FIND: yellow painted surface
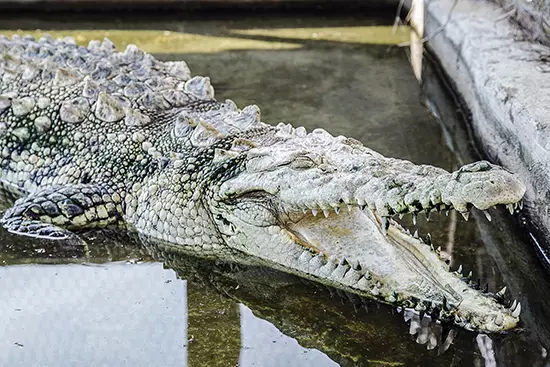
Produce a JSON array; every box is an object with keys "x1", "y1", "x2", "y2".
[
  {"x1": 0, "y1": 29, "x2": 301, "y2": 53},
  {"x1": 232, "y1": 26, "x2": 410, "y2": 45},
  {"x1": 1, "y1": 26, "x2": 410, "y2": 55}
]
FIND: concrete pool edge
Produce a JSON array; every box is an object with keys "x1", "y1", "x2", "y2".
[{"x1": 418, "y1": 0, "x2": 550, "y2": 259}]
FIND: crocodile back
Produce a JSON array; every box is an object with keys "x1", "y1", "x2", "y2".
[{"x1": 0, "y1": 35, "x2": 233, "y2": 194}]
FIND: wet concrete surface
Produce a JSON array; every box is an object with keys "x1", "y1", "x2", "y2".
[
  {"x1": 0, "y1": 10, "x2": 549, "y2": 367},
  {"x1": 422, "y1": 0, "x2": 550, "y2": 274}
]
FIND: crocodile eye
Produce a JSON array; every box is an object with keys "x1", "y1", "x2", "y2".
[{"x1": 290, "y1": 156, "x2": 316, "y2": 170}]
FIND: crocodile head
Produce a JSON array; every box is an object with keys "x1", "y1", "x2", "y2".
[{"x1": 207, "y1": 123, "x2": 526, "y2": 332}]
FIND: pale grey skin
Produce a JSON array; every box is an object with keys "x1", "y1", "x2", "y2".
[{"x1": 0, "y1": 35, "x2": 526, "y2": 332}]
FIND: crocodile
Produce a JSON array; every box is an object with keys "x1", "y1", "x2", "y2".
[{"x1": 0, "y1": 34, "x2": 526, "y2": 332}]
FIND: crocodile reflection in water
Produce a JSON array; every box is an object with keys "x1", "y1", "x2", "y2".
[
  {"x1": 5, "y1": 214, "x2": 550, "y2": 367},
  {"x1": 0, "y1": 227, "x2": 465, "y2": 366}
]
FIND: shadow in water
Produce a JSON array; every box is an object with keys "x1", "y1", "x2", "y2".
[
  {"x1": 1, "y1": 225, "x2": 547, "y2": 366},
  {"x1": 0, "y1": 229, "x2": 472, "y2": 366}
]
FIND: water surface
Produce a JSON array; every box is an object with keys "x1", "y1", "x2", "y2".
[{"x1": 0, "y1": 10, "x2": 549, "y2": 367}]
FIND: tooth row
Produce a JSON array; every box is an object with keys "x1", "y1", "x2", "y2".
[
  {"x1": 299, "y1": 203, "x2": 372, "y2": 217},
  {"x1": 459, "y1": 200, "x2": 523, "y2": 222},
  {"x1": 510, "y1": 300, "x2": 521, "y2": 317},
  {"x1": 301, "y1": 207, "x2": 346, "y2": 217},
  {"x1": 297, "y1": 251, "x2": 463, "y2": 315},
  {"x1": 297, "y1": 199, "x2": 523, "y2": 225},
  {"x1": 297, "y1": 250, "x2": 382, "y2": 297},
  {"x1": 401, "y1": 284, "x2": 520, "y2": 330},
  {"x1": 453, "y1": 264, "x2": 522, "y2": 319}
]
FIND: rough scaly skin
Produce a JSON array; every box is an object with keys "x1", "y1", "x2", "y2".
[{"x1": 0, "y1": 35, "x2": 526, "y2": 332}]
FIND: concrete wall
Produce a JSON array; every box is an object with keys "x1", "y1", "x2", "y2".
[
  {"x1": 421, "y1": 0, "x2": 550, "y2": 262},
  {"x1": 493, "y1": 0, "x2": 550, "y2": 46}
]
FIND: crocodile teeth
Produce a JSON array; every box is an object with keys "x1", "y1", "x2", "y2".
[
  {"x1": 413, "y1": 229, "x2": 419, "y2": 238},
  {"x1": 494, "y1": 313, "x2": 504, "y2": 326},
  {"x1": 461, "y1": 211, "x2": 470, "y2": 221},
  {"x1": 507, "y1": 204, "x2": 515, "y2": 215},
  {"x1": 483, "y1": 211, "x2": 492, "y2": 222},
  {"x1": 519, "y1": 200, "x2": 523, "y2": 210},
  {"x1": 496, "y1": 286, "x2": 507, "y2": 298},
  {"x1": 457, "y1": 265, "x2": 463, "y2": 274},
  {"x1": 323, "y1": 209, "x2": 330, "y2": 218},
  {"x1": 298, "y1": 250, "x2": 313, "y2": 263},
  {"x1": 412, "y1": 213, "x2": 417, "y2": 225},
  {"x1": 346, "y1": 204, "x2": 353, "y2": 212},
  {"x1": 311, "y1": 209, "x2": 318, "y2": 217},
  {"x1": 302, "y1": 208, "x2": 308, "y2": 215},
  {"x1": 334, "y1": 207, "x2": 340, "y2": 215},
  {"x1": 512, "y1": 302, "x2": 521, "y2": 317},
  {"x1": 510, "y1": 299, "x2": 517, "y2": 311}
]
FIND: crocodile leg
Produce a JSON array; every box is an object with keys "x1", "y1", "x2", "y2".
[
  {"x1": 0, "y1": 184, "x2": 124, "y2": 240},
  {"x1": 0, "y1": 178, "x2": 27, "y2": 212}
]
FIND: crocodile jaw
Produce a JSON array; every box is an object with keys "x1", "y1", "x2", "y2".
[
  {"x1": 214, "y1": 197, "x2": 520, "y2": 332},
  {"x1": 286, "y1": 205, "x2": 519, "y2": 332}
]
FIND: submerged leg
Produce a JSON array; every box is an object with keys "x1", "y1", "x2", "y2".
[{"x1": 0, "y1": 184, "x2": 124, "y2": 240}]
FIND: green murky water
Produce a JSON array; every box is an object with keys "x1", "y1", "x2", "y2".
[{"x1": 1, "y1": 10, "x2": 549, "y2": 367}]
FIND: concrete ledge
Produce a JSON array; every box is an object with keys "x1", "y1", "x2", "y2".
[
  {"x1": 492, "y1": 0, "x2": 550, "y2": 46},
  {"x1": 423, "y1": 0, "x2": 550, "y2": 258}
]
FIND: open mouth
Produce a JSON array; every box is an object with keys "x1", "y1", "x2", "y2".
[
  {"x1": 221, "y1": 154, "x2": 526, "y2": 332},
  {"x1": 282, "y1": 199, "x2": 523, "y2": 332}
]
